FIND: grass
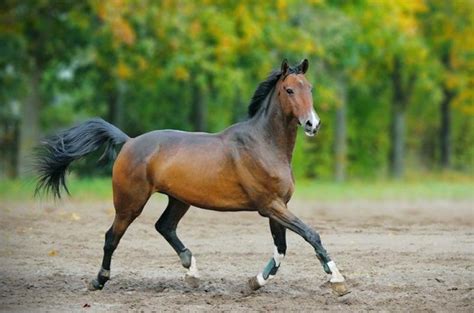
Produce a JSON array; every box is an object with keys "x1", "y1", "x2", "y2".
[
  {"x1": 0, "y1": 177, "x2": 113, "y2": 201},
  {"x1": 294, "y1": 179, "x2": 474, "y2": 201},
  {"x1": 1, "y1": 174, "x2": 473, "y2": 202}
]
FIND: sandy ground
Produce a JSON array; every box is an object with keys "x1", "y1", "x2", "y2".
[{"x1": 0, "y1": 194, "x2": 473, "y2": 312}]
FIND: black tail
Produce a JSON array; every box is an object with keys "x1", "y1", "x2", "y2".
[{"x1": 34, "y1": 118, "x2": 130, "y2": 198}]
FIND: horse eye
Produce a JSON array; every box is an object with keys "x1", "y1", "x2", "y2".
[{"x1": 286, "y1": 88, "x2": 294, "y2": 95}]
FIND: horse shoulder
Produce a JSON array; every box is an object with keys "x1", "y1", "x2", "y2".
[{"x1": 225, "y1": 132, "x2": 294, "y2": 206}]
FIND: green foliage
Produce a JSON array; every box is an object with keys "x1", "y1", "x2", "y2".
[
  {"x1": 294, "y1": 176, "x2": 474, "y2": 201},
  {"x1": 0, "y1": 0, "x2": 472, "y2": 179},
  {"x1": 1, "y1": 176, "x2": 473, "y2": 202}
]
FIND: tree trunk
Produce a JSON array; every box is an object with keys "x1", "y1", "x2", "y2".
[
  {"x1": 389, "y1": 57, "x2": 415, "y2": 179},
  {"x1": 439, "y1": 43, "x2": 454, "y2": 170},
  {"x1": 0, "y1": 117, "x2": 19, "y2": 179},
  {"x1": 389, "y1": 104, "x2": 405, "y2": 178},
  {"x1": 18, "y1": 61, "x2": 41, "y2": 177},
  {"x1": 107, "y1": 80, "x2": 126, "y2": 127},
  {"x1": 7, "y1": 119, "x2": 20, "y2": 178},
  {"x1": 190, "y1": 83, "x2": 207, "y2": 131},
  {"x1": 440, "y1": 87, "x2": 453, "y2": 169},
  {"x1": 334, "y1": 82, "x2": 347, "y2": 182}
]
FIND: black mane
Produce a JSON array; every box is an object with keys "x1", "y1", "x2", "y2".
[{"x1": 247, "y1": 64, "x2": 303, "y2": 118}]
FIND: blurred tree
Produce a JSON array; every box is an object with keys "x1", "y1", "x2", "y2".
[
  {"x1": 304, "y1": 5, "x2": 360, "y2": 181},
  {"x1": 0, "y1": 0, "x2": 472, "y2": 180},
  {"x1": 347, "y1": 0, "x2": 429, "y2": 178},
  {"x1": 421, "y1": 0, "x2": 473, "y2": 169},
  {"x1": 0, "y1": 0, "x2": 91, "y2": 176}
]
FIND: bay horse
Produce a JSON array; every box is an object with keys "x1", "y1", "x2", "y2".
[{"x1": 35, "y1": 59, "x2": 348, "y2": 295}]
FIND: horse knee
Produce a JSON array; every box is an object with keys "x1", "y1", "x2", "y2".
[{"x1": 179, "y1": 249, "x2": 193, "y2": 268}]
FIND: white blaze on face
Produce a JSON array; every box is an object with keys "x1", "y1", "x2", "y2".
[{"x1": 311, "y1": 110, "x2": 320, "y2": 128}]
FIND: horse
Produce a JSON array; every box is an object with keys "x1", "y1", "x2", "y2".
[{"x1": 35, "y1": 59, "x2": 348, "y2": 296}]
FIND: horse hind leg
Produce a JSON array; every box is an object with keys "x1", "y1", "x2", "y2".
[
  {"x1": 88, "y1": 181, "x2": 151, "y2": 291},
  {"x1": 155, "y1": 196, "x2": 199, "y2": 287}
]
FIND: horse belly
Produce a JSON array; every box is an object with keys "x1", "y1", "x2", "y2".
[{"x1": 150, "y1": 151, "x2": 251, "y2": 210}]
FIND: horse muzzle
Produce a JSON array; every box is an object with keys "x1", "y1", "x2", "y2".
[
  {"x1": 302, "y1": 118, "x2": 321, "y2": 137},
  {"x1": 299, "y1": 110, "x2": 321, "y2": 137}
]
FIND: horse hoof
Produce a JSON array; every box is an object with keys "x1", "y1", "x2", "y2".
[
  {"x1": 330, "y1": 281, "x2": 350, "y2": 296},
  {"x1": 184, "y1": 274, "x2": 200, "y2": 288},
  {"x1": 87, "y1": 279, "x2": 104, "y2": 291},
  {"x1": 248, "y1": 276, "x2": 261, "y2": 291}
]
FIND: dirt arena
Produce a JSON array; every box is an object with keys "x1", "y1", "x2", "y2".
[{"x1": 1, "y1": 194, "x2": 473, "y2": 312}]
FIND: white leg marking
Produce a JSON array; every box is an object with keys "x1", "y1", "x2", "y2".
[
  {"x1": 273, "y1": 246, "x2": 285, "y2": 267},
  {"x1": 327, "y1": 261, "x2": 345, "y2": 283},
  {"x1": 255, "y1": 246, "x2": 285, "y2": 287},
  {"x1": 187, "y1": 256, "x2": 200, "y2": 278},
  {"x1": 256, "y1": 273, "x2": 267, "y2": 286}
]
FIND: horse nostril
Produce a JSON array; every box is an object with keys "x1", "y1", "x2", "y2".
[{"x1": 305, "y1": 120, "x2": 313, "y2": 128}]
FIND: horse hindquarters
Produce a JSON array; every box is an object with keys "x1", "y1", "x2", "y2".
[{"x1": 89, "y1": 156, "x2": 152, "y2": 290}]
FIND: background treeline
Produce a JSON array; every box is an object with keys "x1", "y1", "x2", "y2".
[{"x1": 0, "y1": 0, "x2": 472, "y2": 181}]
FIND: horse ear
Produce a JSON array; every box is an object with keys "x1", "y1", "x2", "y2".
[
  {"x1": 281, "y1": 59, "x2": 289, "y2": 74},
  {"x1": 300, "y1": 58, "x2": 309, "y2": 74}
]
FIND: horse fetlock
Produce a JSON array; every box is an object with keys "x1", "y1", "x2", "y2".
[
  {"x1": 98, "y1": 268, "x2": 111, "y2": 280},
  {"x1": 262, "y1": 258, "x2": 280, "y2": 280},
  {"x1": 179, "y1": 249, "x2": 193, "y2": 268},
  {"x1": 314, "y1": 248, "x2": 331, "y2": 271},
  {"x1": 88, "y1": 268, "x2": 110, "y2": 291},
  {"x1": 322, "y1": 260, "x2": 332, "y2": 274},
  {"x1": 88, "y1": 278, "x2": 105, "y2": 291}
]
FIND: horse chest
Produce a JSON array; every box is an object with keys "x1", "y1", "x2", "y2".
[
  {"x1": 269, "y1": 167, "x2": 295, "y2": 202},
  {"x1": 240, "y1": 158, "x2": 295, "y2": 205}
]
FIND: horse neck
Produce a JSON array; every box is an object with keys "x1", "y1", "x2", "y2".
[{"x1": 253, "y1": 88, "x2": 298, "y2": 163}]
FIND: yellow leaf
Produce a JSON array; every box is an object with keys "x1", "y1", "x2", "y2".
[
  {"x1": 116, "y1": 62, "x2": 132, "y2": 79},
  {"x1": 48, "y1": 250, "x2": 58, "y2": 257},
  {"x1": 114, "y1": 18, "x2": 135, "y2": 45},
  {"x1": 137, "y1": 56, "x2": 148, "y2": 71},
  {"x1": 175, "y1": 66, "x2": 190, "y2": 81}
]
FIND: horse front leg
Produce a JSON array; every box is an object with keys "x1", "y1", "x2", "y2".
[
  {"x1": 249, "y1": 218, "x2": 286, "y2": 290},
  {"x1": 260, "y1": 201, "x2": 349, "y2": 296}
]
